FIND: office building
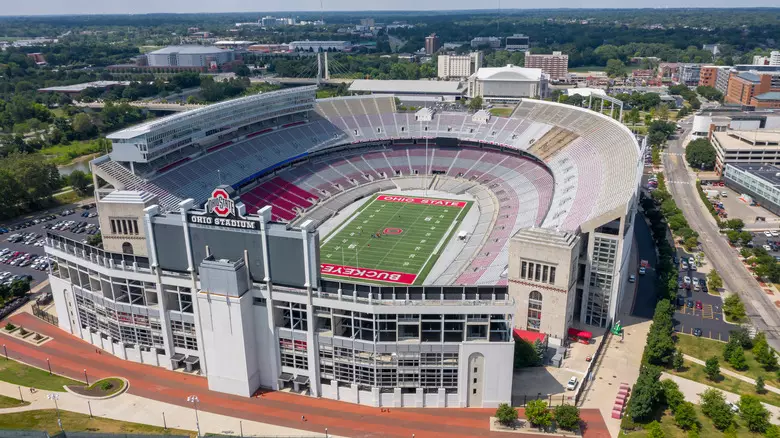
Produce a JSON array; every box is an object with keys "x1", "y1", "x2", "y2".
[
  {"x1": 523, "y1": 51, "x2": 569, "y2": 81},
  {"x1": 438, "y1": 52, "x2": 483, "y2": 79},
  {"x1": 724, "y1": 163, "x2": 780, "y2": 216},
  {"x1": 773, "y1": 51, "x2": 780, "y2": 66},
  {"x1": 360, "y1": 18, "x2": 375, "y2": 27},
  {"x1": 754, "y1": 55, "x2": 771, "y2": 66},
  {"x1": 680, "y1": 64, "x2": 703, "y2": 86},
  {"x1": 425, "y1": 34, "x2": 441, "y2": 55},
  {"x1": 690, "y1": 108, "x2": 780, "y2": 140},
  {"x1": 699, "y1": 66, "x2": 732, "y2": 94},
  {"x1": 467, "y1": 64, "x2": 549, "y2": 101},
  {"x1": 726, "y1": 70, "x2": 780, "y2": 108},
  {"x1": 711, "y1": 129, "x2": 780, "y2": 173},
  {"x1": 505, "y1": 34, "x2": 530, "y2": 52},
  {"x1": 146, "y1": 46, "x2": 234, "y2": 70},
  {"x1": 470, "y1": 37, "x2": 501, "y2": 49}
]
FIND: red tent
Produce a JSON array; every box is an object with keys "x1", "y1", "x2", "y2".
[
  {"x1": 567, "y1": 328, "x2": 593, "y2": 343},
  {"x1": 513, "y1": 329, "x2": 548, "y2": 345}
]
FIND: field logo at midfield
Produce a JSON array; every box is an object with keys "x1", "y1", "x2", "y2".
[
  {"x1": 206, "y1": 188, "x2": 235, "y2": 218},
  {"x1": 376, "y1": 195, "x2": 467, "y2": 208},
  {"x1": 321, "y1": 263, "x2": 417, "y2": 285},
  {"x1": 384, "y1": 228, "x2": 403, "y2": 235}
]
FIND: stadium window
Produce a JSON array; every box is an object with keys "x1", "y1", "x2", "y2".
[
  {"x1": 534, "y1": 264, "x2": 542, "y2": 282},
  {"x1": 122, "y1": 242, "x2": 134, "y2": 255},
  {"x1": 521, "y1": 262, "x2": 527, "y2": 279},
  {"x1": 527, "y1": 291, "x2": 543, "y2": 332},
  {"x1": 110, "y1": 220, "x2": 116, "y2": 234},
  {"x1": 542, "y1": 266, "x2": 548, "y2": 283},
  {"x1": 549, "y1": 267, "x2": 556, "y2": 285}
]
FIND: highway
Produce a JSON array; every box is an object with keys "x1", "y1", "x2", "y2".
[{"x1": 663, "y1": 119, "x2": 780, "y2": 350}]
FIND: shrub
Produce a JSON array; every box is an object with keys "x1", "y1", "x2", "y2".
[
  {"x1": 739, "y1": 394, "x2": 770, "y2": 433},
  {"x1": 553, "y1": 404, "x2": 580, "y2": 431},
  {"x1": 4, "y1": 322, "x2": 15, "y2": 331},
  {"x1": 674, "y1": 401, "x2": 699, "y2": 430},
  {"x1": 646, "y1": 420, "x2": 665, "y2": 438},
  {"x1": 756, "y1": 375, "x2": 765, "y2": 394},
  {"x1": 700, "y1": 388, "x2": 733, "y2": 430},
  {"x1": 661, "y1": 379, "x2": 684, "y2": 413},
  {"x1": 33, "y1": 333, "x2": 43, "y2": 341},
  {"x1": 727, "y1": 346, "x2": 748, "y2": 371},
  {"x1": 18, "y1": 327, "x2": 28, "y2": 336},
  {"x1": 100, "y1": 381, "x2": 115, "y2": 391},
  {"x1": 525, "y1": 399, "x2": 552, "y2": 429},
  {"x1": 704, "y1": 356, "x2": 720, "y2": 381},
  {"x1": 495, "y1": 403, "x2": 517, "y2": 426}
]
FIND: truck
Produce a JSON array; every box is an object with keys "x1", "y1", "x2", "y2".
[{"x1": 704, "y1": 189, "x2": 720, "y2": 199}]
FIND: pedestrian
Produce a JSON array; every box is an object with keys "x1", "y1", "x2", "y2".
[{"x1": 301, "y1": 415, "x2": 306, "y2": 422}]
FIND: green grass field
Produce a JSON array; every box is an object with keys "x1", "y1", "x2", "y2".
[{"x1": 320, "y1": 194, "x2": 471, "y2": 285}]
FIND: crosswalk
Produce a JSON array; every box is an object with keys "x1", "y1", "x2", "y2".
[{"x1": 666, "y1": 180, "x2": 695, "y2": 186}]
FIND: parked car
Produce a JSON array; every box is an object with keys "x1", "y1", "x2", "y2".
[
  {"x1": 566, "y1": 376, "x2": 578, "y2": 391},
  {"x1": 684, "y1": 276, "x2": 691, "y2": 285},
  {"x1": 693, "y1": 328, "x2": 703, "y2": 337},
  {"x1": 628, "y1": 274, "x2": 636, "y2": 283},
  {"x1": 638, "y1": 266, "x2": 646, "y2": 275},
  {"x1": 765, "y1": 231, "x2": 774, "y2": 238},
  {"x1": 676, "y1": 296, "x2": 685, "y2": 307},
  {"x1": 695, "y1": 301, "x2": 703, "y2": 309},
  {"x1": 687, "y1": 300, "x2": 694, "y2": 308}
]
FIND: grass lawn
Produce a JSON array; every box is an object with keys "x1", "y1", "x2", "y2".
[
  {"x1": 0, "y1": 358, "x2": 83, "y2": 391},
  {"x1": 676, "y1": 334, "x2": 780, "y2": 386},
  {"x1": 320, "y1": 194, "x2": 471, "y2": 285},
  {"x1": 667, "y1": 360, "x2": 780, "y2": 407},
  {"x1": 0, "y1": 410, "x2": 193, "y2": 436},
  {"x1": 0, "y1": 394, "x2": 30, "y2": 408},
  {"x1": 488, "y1": 107, "x2": 514, "y2": 117},
  {"x1": 67, "y1": 378, "x2": 125, "y2": 397},
  {"x1": 40, "y1": 140, "x2": 106, "y2": 165},
  {"x1": 625, "y1": 405, "x2": 761, "y2": 437},
  {"x1": 54, "y1": 190, "x2": 90, "y2": 205}
]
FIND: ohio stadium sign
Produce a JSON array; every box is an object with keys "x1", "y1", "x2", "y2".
[{"x1": 187, "y1": 188, "x2": 259, "y2": 230}]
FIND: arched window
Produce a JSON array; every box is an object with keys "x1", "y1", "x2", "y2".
[
  {"x1": 122, "y1": 242, "x2": 134, "y2": 255},
  {"x1": 527, "y1": 291, "x2": 543, "y2": 332}
]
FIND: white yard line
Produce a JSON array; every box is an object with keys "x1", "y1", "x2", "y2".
[
  {"x1": 321, "y1": 196, "x2": 378, "y2": 245},
  {"x1": 417, "y1": 202, "x2": 470, "y2": 279}
]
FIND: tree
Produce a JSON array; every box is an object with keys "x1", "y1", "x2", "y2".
[
  {"x1": 723, "y1": 338, "x2": 740, "y2": 362},
  {"x1": 766, "y1": 424, "x2": 780, "y2": 438},
  {"x1": 705, "y1": 356, "x2": 721, "y2": 381},
  {"x1": 629, "y1": 365, "x2": 664, "y2": 421},
  {"x1": 752, "y1": 332, "x2": 778, "y2": 370},
  {"x1": 646, "y1": 420, "x2": 665, "y2": 438},
  {"x1": 657, "y1": 104, "x2": 670, "y2": 121},
  {"x1": 728, "y1": 346, "x2": 748, "y2": 371},
  {"x1": 68, "y1": 170, "x2": 91, "y2": 196},
  {"x1": 71, "y1": 112, "x2": 96, "y2": 138},
  {"x1": 685, "y1": 139, "x2": 717, "y2": 170},
  {"x1": 730, "y1": 327, "x2": 753, "y2": 349},
  {"x1": 553, "y1": 404, "x2": 580, "y2": 431},
  {"x1": 605, "y1": 59, "x2": 627, "y2": 78},
  {"x1": 723, "y1": 294, "x2": 747, "y2": 323},
  {"x1": 514, "y1": 339, "x2": 542, "y2": 368},
  {"x1": 739, "y1": 395, "x2": 771, "y2": 433},
  {"x1": 533, "y1": 339, "x2": 546, "y2": 364},
  {"x1": 234, "y1": 64, "x2": 251, "y2": 77},
  {"x1": 468, "y1": 96, "x2": 483, "y2": 112},
  {"x1": 661, "y1": 379, "x2": 685, "y2": 413},
  {"x1": 525, "y1": 399, "x2": 552, "y2": 429},
  {"x1": 672, "y1": 349, "x2": 684, "y2": 371},
  {"x1": 756, "y1": 375, "x2": 765, "y2": 394},
  {"x1": 674, "y1": 401, "x2": 699, "y2": 430},
  {"x1": 683, "y1": 236, "x2": 699, "y2": 252},
  {"x1": 495, "y1": 403, "x2": 518, "y2": 426},
  {"x1": 700, "y1": 388, "x2": 734, "y2": 430},
  {"x1": 707, "y1": 270, "x2": 723, "y2": 291}
]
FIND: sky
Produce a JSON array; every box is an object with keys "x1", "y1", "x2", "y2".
[{"x1": 3, "y1": 0, "x2": 780, "y2": 16}]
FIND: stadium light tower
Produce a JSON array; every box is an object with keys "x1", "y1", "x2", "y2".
[{"x1": 187, "y1": 395, "x2": 201, "y2": 437}]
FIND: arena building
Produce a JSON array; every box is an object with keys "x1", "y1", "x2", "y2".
[{"x1": 44, "y1": 86, "x2": 642, "y2": 408}]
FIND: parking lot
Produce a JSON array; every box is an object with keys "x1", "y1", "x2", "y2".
[
  {"x1": 705, "y1": 183, "x2": 780, "y2": 231},
  {"x1": 672, "y1": 247, "x2": 733, "y2": 342},
  {"x1": 0, "y1": 205, "x2": 100, "y2": 288}
]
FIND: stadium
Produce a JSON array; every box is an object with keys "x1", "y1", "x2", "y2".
[{"x1": 44, "y1": 85, "x2": 643, "y2": 408}]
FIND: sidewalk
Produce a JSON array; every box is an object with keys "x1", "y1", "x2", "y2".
[
  {"x1": 662, "y1": 373, "x2": 780, "y2": 425},
  {"x1": 0, "y1": 381, "x2": 321, "y2": 437},
  {"x1": 682, "y1": 354, "x2": 780, "y2": 395}
]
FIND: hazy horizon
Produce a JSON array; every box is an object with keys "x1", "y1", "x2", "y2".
[{"x1": 3, "y1": 1, "x2": 780, "y2": 17}]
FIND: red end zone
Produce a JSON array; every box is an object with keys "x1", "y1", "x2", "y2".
[
  {"x1": 321, "y1": 263, "x2": 417, "y2": 285},
  {"x1": 376, "y1": 194, "x2": 467, "y2": 208}
]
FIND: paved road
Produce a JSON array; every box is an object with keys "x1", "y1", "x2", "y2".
[
  {"x1": 662, "y1": 120, "x2": 780, "y2": 351},
  {"x1": 632, "y1": 212, "x2": 660, "y2": 318},
  {"x1": 1, "y1": 313, "x2": 612, "y2": 438}
]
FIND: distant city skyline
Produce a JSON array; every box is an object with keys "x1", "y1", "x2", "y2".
[{"x1": 3, "y1": 1, "x2": 780, "y2": 16}]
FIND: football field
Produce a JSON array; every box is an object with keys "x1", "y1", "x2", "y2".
[{"x1": 320, "y1": 194, "x2": 472, "y2": 285}]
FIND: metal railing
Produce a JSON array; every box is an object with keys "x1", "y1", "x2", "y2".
[{"x1": 32, "y1": 304, "x2": 58, "y2": 326}]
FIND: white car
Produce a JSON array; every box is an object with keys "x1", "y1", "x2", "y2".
[
  {"x1": 772, "y1": 231, "x2": 780, "y2": 237},
  {"x1": 765, "y1": 231, "x2": 774, "y2": 238},
  {"x1": 628, "y1": 274, "x2": 636, "y2": 283},
  {"x1": 566, "y1": 376, "x2": 578, "y2": 391},
  {"x1": 684, "y1": 276, "x2": 692, "y2": 285},
  {"x1": 692, "y1": 277, "x2": 700, "y2": 288},
  {"x1": 688, "y1": 257, "x2": 695, "y2": 266},
  {"x1": 765, "y1": 244, "x2": 773, "y2": 252}
]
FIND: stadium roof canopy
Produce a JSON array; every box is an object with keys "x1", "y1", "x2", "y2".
[
  {"x1": 38, "y1": 81, "x2": 130, "y2": 93},
  {"x1": 348, "y1": 79, "x2": 465, "y2": 96},
  {"x1": 148, "y1": 45, "x2": 229, "y2": 55},
  {"x1": 472, "y1": 65, "x2": 544, "y2": 81}
]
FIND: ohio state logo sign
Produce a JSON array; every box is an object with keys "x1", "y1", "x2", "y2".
[{"x1": 206, "y1": 188, "x2": 235, "y2": 218}]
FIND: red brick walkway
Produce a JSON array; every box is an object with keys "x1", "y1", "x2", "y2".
[{"x1": 3, "y1": 313, "x2": 610, "y2": 438}]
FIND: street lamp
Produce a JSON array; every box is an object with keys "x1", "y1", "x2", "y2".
[
  {"x1": 187, "y1": 395, "x2": 201, "y2": 437},
  {"x1": 83, "y1": 369, "x2": 89, "y2": 385},
  {"x1": 47, "y1": 393, "x2": 63, "y2": 431}
]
